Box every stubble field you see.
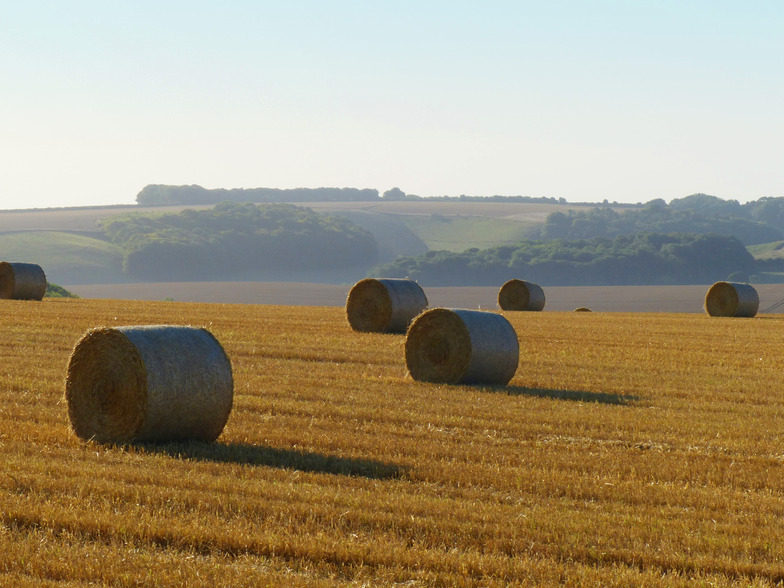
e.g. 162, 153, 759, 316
2, 298, 784, 586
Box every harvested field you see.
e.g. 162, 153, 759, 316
66, 281, 784, 313
2, 297, 784, 585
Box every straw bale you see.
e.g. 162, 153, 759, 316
574, 307, 592, 312
346, 278, 428, 333
65, 325, 233, 443
704, 281, 759, 318
0, 262, 47, 300
497, 279, 545, 311
405, 308, 519, 386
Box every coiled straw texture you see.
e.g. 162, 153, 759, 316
65, 325, 233, 443
405, 308, 519, 386
346, 278, 428, 333
497, 279, 545, 311
704, 281, 759, 317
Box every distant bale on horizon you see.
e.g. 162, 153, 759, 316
704, 281, 759, 317
574, 307, 592, 312
405, 308, 519, 386
0, 262, 47, 300
346, 278, 428, 333
65, 325, 234, 444
497, 279, 545, 311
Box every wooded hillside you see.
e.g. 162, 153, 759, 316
99, 201, 377, 280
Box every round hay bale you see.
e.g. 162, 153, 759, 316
704, 281, 759, 317
405, 308, 519, 386
0, 262, 47, 300
65, 325, 233, 443
574, 307, 592, 312
346, 278, 428, 333
497, 279, 545, 311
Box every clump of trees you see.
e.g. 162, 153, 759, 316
136, 185, 379, 205
100, 202, 377, 280
536, 196, 783, 245
370, 232, 755, 287
45, 283, 78, 298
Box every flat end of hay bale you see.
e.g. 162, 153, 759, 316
346, 278, 394, 332
405, 308, 472, 384
498, 279, 545, 311
65, 328, 148, 443
705, 281, 759, 317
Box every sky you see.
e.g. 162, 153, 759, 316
1, 1, 783, 209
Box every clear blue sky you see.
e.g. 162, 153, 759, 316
2, 1, 782, 209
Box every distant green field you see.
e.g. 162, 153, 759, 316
398, 215, 539, 251
0, 231, 124, 284
747, 240, 784, 259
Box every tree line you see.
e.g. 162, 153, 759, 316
136, 185, 380, 205
369, 233, 755, 287
136, 184, 568, 206
99, 202, 377, 280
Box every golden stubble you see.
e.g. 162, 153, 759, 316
1, 298, 784, 586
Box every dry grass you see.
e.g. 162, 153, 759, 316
2, 298, 784, 585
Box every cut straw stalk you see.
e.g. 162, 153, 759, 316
65, 325, 233, 443
405, 308, 519, 386
0, 262, 46, 300
346, 278, 428, 333
704, 281, 759, 317
497, 279, 545, 311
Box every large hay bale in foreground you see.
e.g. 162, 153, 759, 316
704, 281, 759, 317
65, 325, 233, 443
0, 262, 47, 300
405, 308, 519, 386
346, 278, 428, 333
497, 279, 545, 311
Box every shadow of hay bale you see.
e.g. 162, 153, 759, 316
475, 385, 640, 405
126, 441, 405, 480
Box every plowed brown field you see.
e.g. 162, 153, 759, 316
66, 281, 784, 314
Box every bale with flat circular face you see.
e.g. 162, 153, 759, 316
405, 308, 519, 386
0, 262, 47, 300
497, 279, 545, 311
346, 278, 428, 333
704, 281, 759, 317
65, 325, 234, 443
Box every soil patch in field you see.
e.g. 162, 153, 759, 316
64, 282, 784, 313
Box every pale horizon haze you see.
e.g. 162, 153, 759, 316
2, 1, 782, 210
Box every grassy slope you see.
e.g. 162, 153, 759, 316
0, 231, 124, 284
398, 214, 539, 251
748, 240, 784, 259
2, 299, 784, 585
